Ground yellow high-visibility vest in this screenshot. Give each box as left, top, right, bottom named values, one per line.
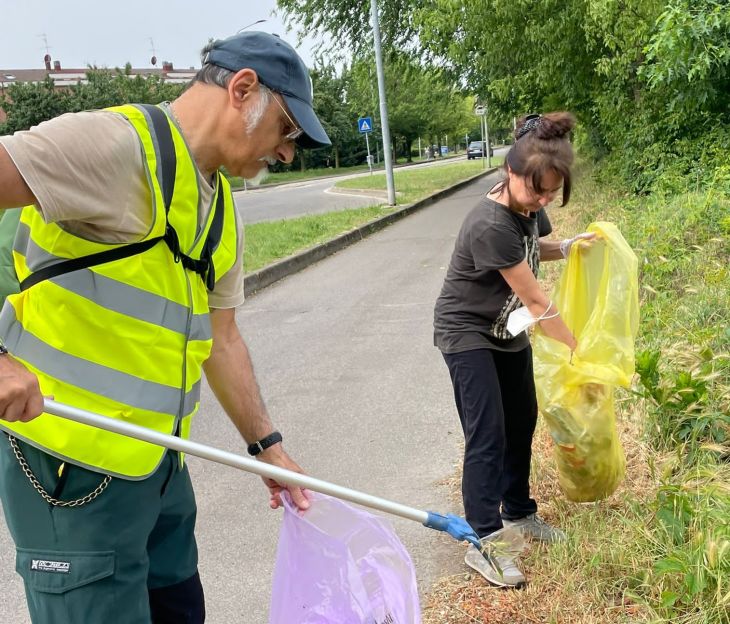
left=0, top=105, right=239, bottom=478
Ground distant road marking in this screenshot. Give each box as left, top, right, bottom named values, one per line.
left=323, top=187, right=385, bottom=201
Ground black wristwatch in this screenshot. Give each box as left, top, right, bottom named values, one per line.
left=247, top=431, right=283, bottom=456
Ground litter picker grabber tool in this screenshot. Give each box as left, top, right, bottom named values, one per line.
left=43, top=399, right=481, bottom=549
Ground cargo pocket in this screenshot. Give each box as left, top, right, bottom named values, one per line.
left=16, top=548, right=115, bottom=623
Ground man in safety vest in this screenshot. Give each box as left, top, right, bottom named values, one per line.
left=0, top=31, right=329, bottom=623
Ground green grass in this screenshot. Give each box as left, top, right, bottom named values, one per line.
left=243, top=205, right=396, bottom=272
left=243, top=158, right=498, bottom=271
left=520, top=462, right=730, bottom=623
left=227, top=152, right=469, bottom=189
left=568, top=164, right=730, bottom=456
left=335, top=159, right=499, bottom=204
left=523, top=162, right=730, bottom=624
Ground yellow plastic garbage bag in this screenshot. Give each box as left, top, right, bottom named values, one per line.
left=533, top=222, right=639, bottom=502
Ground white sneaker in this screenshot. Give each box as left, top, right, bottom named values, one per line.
left=502, top=513, right=567, bottom=543
left=464, top=527, right=527, bottom=588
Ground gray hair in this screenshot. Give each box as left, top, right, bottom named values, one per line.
left=244, top=84, right=272, bottom=133
left=190, top=42, right=236, bottom=88
left=190, top=42, right=274, bottom=128
left=191, top=63, right=235, bottom=88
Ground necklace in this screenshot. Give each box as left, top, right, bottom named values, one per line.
left=164, top=101, right=184, bottom=133
left=162, top=101, right=216, bottom=186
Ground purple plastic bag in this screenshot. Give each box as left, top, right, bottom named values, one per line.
left=269, top=492, right=421, bottom=624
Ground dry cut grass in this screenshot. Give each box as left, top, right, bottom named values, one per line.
left=422, top=405, right=656, bottom=624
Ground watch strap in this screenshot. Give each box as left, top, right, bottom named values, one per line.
left=247, top=431, right=282, bottom=456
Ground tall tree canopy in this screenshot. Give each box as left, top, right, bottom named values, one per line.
left=277, top=0, right=730, bottom=191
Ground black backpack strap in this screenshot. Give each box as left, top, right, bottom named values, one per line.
left=198, top=174, right=225, bottom=290
left=19, top=237, right=162, bottom=291
left=140, top=104, right=176, bottom=213
left=20, top=104, right=178, bottom=293
left=20, top=103, right=221, bottom=293
left=142, top=103, right=222, bottom=290
left=20, top=104, right=177, bottom=292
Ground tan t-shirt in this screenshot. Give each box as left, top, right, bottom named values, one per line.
left=0, top=110, right=245, bottom=308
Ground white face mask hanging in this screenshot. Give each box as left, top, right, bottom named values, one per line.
left=506, top=306, right=537, bottom=337
left=506, top=302, right=559, bottom=337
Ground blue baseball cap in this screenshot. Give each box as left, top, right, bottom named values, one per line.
left=204, top=31, right=331, bottom=149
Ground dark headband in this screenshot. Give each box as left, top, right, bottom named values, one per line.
left=516, top=114, right=541, bottom=140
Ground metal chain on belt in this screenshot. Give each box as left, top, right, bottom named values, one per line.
left=8, top=436, right=111, bottom=507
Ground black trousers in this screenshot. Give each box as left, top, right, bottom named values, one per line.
left=443, top=347, right=538, bottom=537
left=149, top=572, right=205, bottom=623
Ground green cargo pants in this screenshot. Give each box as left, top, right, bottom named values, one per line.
left=0, top=434, right=203, bottom=623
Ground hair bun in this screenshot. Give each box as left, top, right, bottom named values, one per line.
left=534, top=112, right=576, bottom=140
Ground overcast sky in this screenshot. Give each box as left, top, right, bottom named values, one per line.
left=0, top=0, right=325, bottom=70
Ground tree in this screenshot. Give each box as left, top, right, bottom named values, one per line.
left=346, top=53, right=473, bottom=162
left=310, top=64, right=362, bottom=168
left=66, top=68, right=184, bottom=112
left=641, top=0, right=730, bottom=121
left=0, top=77, right=72, bottom=134
left=1, top=69, right=185, bottom=135
left=276, top=0, right=418, bottom=56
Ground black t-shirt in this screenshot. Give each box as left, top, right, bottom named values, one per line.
left=433, top=196, right=552, bottom=353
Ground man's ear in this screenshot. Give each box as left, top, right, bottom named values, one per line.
left=228, top=68, right=260, bottom=110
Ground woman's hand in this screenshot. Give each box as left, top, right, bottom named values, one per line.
left=559, top=232, right=597, bottom=258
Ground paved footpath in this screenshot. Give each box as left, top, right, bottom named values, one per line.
left=0, top=171, right=498, bottom=623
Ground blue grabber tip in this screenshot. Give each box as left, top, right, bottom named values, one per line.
left=424, top=511, right=481, bottom=549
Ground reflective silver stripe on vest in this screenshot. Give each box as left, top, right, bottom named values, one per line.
left=13, top=220, right=30, bottom=256
left=12, top=224, right=211, bottom=342
left=51, top=271, right=212, bottom=342
left=0, top=306, right=201, bottom=415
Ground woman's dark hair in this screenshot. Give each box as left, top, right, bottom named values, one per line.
left=493, top=111, right=576, bottom=206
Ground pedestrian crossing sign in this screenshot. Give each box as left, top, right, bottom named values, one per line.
left=358, top=117, right=373, bottom=133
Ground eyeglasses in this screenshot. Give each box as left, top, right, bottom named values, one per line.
left=271, top=95, right=304, bottom=142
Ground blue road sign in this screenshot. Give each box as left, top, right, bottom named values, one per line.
left=358, top=117, right=373, bottom=133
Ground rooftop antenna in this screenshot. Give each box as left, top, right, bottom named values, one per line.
left=38, top=33, right=53, bottom=56
left=149, top=37, right=158, bottom=67
left=38, top=33, right=53, bottom=69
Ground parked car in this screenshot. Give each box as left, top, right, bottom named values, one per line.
left=467, top=141, right=494, bottom=159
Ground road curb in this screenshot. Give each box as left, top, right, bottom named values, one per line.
left=243, top=167, right=497, bottom=297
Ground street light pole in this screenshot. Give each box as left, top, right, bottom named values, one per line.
left=237, top=19, right=266, bottom=32
left=480, top=114, right=486, bottom=168
left=370, top=0, right=396, bottom=206
left=485, top=102, right=491, bottom=168
left=475, top=104, right=486, bottom=169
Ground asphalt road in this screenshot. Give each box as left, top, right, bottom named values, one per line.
left=0, top=170, right=501, bottom=623
left=235, top=175, right=383, bottom=223
left=234, top=152, right=504, bottom=224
